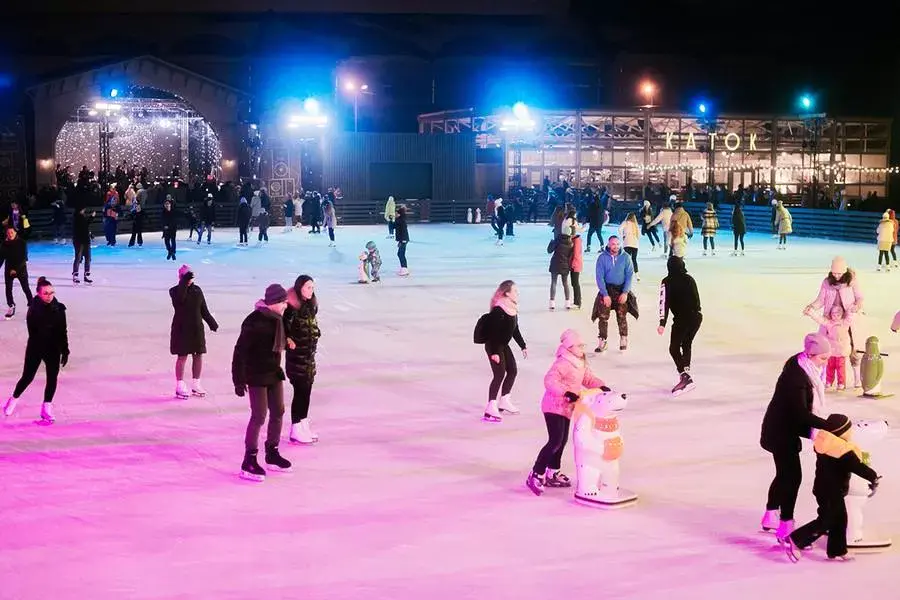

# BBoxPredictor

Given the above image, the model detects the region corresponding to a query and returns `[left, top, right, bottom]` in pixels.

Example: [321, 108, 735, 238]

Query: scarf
[254, 300, 286, 353]
[797, 352, 826, 436]
[494, 296, 518, 316]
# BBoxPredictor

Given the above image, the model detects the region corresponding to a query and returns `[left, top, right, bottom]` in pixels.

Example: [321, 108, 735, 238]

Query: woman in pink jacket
[526, 328, 606, 496]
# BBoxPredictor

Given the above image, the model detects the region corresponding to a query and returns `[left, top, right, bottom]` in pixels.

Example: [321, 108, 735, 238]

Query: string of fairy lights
[625, 161, 899, 175]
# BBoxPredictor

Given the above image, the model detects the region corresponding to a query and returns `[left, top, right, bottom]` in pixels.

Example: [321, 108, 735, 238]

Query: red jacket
[570, 235, 583, 273]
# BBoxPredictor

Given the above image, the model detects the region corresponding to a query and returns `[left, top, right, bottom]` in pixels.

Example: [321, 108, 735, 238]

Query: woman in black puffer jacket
[548, 234, 573, 310]
[284, 274, 321, 444]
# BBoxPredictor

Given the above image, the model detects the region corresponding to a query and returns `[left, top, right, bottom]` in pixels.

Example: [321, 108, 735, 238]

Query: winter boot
[525, 471, 545, 496]
[4, 305, 15, 320]
[191, 380, 207, 397]
[775, 519, 795, 543]
[39, 402, 55, 424]
[289, 420, 317, 445]
[544, 469, 572, 488]
[3, 396, 18, 417]
[175, 380, 190, 400]
[761, 509, 779, 532]
[498, 394, 520, 415]
[240, 450, 266, 482]
[264, 444, 293, 472]
[483, 399, 502, 423]
[595, 338, 608, 353]
[619, 336, 628, 351]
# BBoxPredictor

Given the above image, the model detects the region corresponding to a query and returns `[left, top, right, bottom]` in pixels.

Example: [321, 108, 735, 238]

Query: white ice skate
[289, 419, 318, 445]
[37, 402, 55, 425]
[4, 305, 16, 320]
[549, 300, 556, 311]
[775, 519, 795, 543]
[565, 300, 573, 310]
[191, 380, 207, 397]
[498, 394, 520, 415]
[398, 267, 410, 277]
[483, 399, 502, 423]
[761, 509, 779, 532]
[3, 396, 18, 417]
[175, 380, 190, 400]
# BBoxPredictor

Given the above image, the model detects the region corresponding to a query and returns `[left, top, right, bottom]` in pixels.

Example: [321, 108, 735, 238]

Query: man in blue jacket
[593, 235, 634, 352]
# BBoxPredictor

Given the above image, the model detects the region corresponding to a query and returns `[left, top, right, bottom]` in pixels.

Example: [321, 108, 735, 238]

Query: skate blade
[498, 408, 520, 415]
[482, 414, 502, 423]
[191, 391, 207, 397]
[289, 437, 318, 445]
[672, 383, 696, 397]
[34, 418, 55, 426]
[239, 471, 265, 482]
[175, 393, 190, 400]
[574, 494, 638, 509]
[266, 465, 293, 473]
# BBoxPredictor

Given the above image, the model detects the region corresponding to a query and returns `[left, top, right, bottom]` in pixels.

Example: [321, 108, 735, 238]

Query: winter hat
[643, 200, 650, 207]
[803, 332, 831, 357]
[559, 328, 584, 349]
[883, 211, 891, 220]
[830, 256, 848, 275]
[365, 240, 376, 251]
[669, 194, 676, 202]
[824, 413, 852, 438]
[178, 264, 192, 279]
[264, 283, 288, 305]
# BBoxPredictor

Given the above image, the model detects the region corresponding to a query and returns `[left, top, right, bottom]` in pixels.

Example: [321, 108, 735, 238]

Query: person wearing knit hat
[876, 210, 894, 271]
[759, 333, 833, 541]
[525, 328, 607, 496]
[169, 265, 218, 400]
[785, 413, 882, 562]
[284, 275, 322, 445]
[232, 283, 291, 482]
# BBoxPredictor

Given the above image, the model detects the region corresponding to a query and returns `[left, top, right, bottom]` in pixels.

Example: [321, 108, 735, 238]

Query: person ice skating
[732, 200, 747, 256]
[359, 241, 382, 283]
[3, 226, 32, 320]
[548, 232, 573, 310]
[650, 200, 674, 256]
[875, 211, 894, 271]
[775, 200, 792, 249]
[237, 197, 251, 246]
[162, 197, 178, 261]
[128, 200, 145, 247]
[592, 235, 634, 353]
[395, 205, 410, 276]
[384, 195, 396, 238]
[283, 194, 294, 232]
[232, 283, 292, 482]
[72, 207, 94, 285]
[669, 202, 694, 250]
[700, 202, 719, 256]
[759, 332, 833, 542]
[586, 193, 604, 252]
[256, 208, 270, 245]
[493, 198, 506, 246]
[804, 304, 852, 391]
[570, 229, 584, 310]
[526, 328, 606, 496]
[103, 187, 119, 246]
[669, 220, 688, 258]
[198, 194, 215, 245]
[888, 209, 899, 266]
[805, 257, 865, 387]
[323, 201, 336, 247]
[478, 280, 528, 422]
[185, 202, 198, 241]
[3, 277, 69, 423]
[640, 200, 660, 252]
[284, 275, 321, 444]
[784, 414, 882, 562]
[657, 256, 702, 396]
[170, 265, 218, 399]
[250, 190, 262, 232]
[51, 195, 66, 244]
[618, 213, 641, 281]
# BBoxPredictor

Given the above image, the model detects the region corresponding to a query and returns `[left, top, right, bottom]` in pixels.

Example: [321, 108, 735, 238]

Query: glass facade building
[419, 109, 892, 201]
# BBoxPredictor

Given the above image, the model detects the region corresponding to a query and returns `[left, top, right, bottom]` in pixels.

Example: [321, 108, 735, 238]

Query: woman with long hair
[324, 201, 337, 247]
[170, 265, 219, 399]
[732, 200, 747, 256]
[285, 275, 322, 444]
[478, 280, 528, 422]
[619, 212, 641, 281]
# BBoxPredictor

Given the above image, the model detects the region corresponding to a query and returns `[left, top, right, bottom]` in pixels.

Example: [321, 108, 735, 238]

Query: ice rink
[2, 222, 899, 599]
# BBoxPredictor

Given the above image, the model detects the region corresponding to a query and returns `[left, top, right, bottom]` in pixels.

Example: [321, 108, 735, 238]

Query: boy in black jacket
[785, 414, 881, 562]
[657, 256, 702, 396]
[2, 226, 32, 319]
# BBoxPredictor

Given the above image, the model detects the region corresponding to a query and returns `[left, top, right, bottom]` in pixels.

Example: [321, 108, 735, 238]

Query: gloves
[60, 353, 69, 368]
[564, 391, 579, 403]
[234, 384, 246, 397]
[599, 386, 611, 392]
[868, 476, 882, 498]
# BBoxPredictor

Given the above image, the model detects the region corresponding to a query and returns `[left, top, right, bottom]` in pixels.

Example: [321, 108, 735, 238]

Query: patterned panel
[0, 116, 25, 202]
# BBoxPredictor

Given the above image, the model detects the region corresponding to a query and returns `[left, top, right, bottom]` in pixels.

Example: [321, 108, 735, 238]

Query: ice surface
[2, 223, 899, 599]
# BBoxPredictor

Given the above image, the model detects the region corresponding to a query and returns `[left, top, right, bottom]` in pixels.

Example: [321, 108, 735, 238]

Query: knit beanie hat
[178, 264, 192, 279]
[831, 256, 847, 275]
[803, 332, 831, 356]
[264, 283, 288, 305]
[365, 241, 376, 251]
[560, 328, 584, 349]
[824, 413, 852, 438]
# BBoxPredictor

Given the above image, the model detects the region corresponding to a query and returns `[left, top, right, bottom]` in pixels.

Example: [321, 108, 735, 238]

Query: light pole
[344, 81, 369, 132]
[638, 80, 656, 186]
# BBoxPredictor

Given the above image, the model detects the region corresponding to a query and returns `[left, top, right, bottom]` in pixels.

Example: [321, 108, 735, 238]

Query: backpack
[473, 312, 490, 344]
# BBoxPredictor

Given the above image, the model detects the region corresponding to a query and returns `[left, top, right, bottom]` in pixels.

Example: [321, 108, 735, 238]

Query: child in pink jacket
[526, 328, 606, 496]
[804, 304, 852, 390]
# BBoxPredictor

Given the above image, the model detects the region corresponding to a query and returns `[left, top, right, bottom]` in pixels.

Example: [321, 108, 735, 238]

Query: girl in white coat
[618, 213, 641, 281]
[650, 199, 674, 257]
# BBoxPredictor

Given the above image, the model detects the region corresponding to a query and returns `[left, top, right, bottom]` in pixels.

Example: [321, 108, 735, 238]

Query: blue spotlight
[698, 103, 707, 114]
[110, 88, 119, 98]
[800, 95, 812, 110]
[512, 102, 529, 119]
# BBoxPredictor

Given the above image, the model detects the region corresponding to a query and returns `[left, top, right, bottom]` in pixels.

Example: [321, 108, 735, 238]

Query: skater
[232, 283, 292, 482]
[548, 232, 573, 310]
[804, 304, 851, 391]
[493, 198, 506, 246]
[103, 188, 119, 246]
[618, 213, 641, 281]
[650, 200, 674, 256]
[700, 202, 719, 256]
[592, 235, 634, 353]
[669, 220, 688, 259]
[732, 200, 747, 255]
[51, 196, 66, 243]
[775, 200, 792, 249]
[162, 197, 178, 261]
[478, 280, 528, 422]
[236, 197, 251, 246]
[669, 202, 694, 244]
[585, 193, 604, 252]
[657, 256, 702, 396]
[285, 275, 321, 445]
[71, 208, 94, 285]
[525, 328, 606, 496]
[256, 208, 270, 244]
[889, 209, 899, 266]
[1, 198, 28, 235]
[395, 205, 410, 276]
[875, 211, 894, 271]
[250, 190, 262, 232]
[570, 229, 583, 309]
[283, 194, 294, 232]
[360, 241, 382, 283]
[3, 226, 32, 319]
[185, 203, 199, 241]
[784, 414, 881, 562]
[169, 265, 219, 399]
[759, 332, 833, 541]
[3, 277, 69, 422]
[128, 200, 145, 247]
[640, 200, 660, 252]
[198, 194, 215, 245]
[323, 201, 336, 246]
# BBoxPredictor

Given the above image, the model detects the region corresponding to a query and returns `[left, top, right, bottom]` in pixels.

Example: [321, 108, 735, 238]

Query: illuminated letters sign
[664, 132, 758, 151]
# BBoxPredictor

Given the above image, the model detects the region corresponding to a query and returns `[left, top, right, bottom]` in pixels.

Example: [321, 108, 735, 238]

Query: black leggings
[669, 314, 702, 373]
[892, 244, 897, 261]
[164, 233, 177, 258]
[239, 225, 248, 244]
[290, 378, 313, 424]
[5, 266, 32, 307]
[878, 250, 891, 265]
[73, 241, 91, 275]
[733, 232, 745, 251]
[570, 271, 581, 307]
[397, 241, 408, 268]
[766, 449, 802, 520]
[645, 227, 660, 246]
[487, 345, 517, 400]
[532, 413, 570, 474]
[624, 246, 638, 273]
[327, 227, 334, 242]
[702, 236, 715, 250]
[586, 224, 603, 248]
[779, 234, 787, 245]
[14, 349, 61, 403]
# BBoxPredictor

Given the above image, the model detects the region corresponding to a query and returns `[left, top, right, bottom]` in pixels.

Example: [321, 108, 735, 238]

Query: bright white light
[88, 110, 98, 116]
[304, 98, 320, 114]
[249, 123, 258, 130]
[344, 81, 356, 92]
[361, 84, 369, 91]
[288, 114, 328, 128]
[118, 117, 129, 127]
[512, 102, 529, 119]
[500, 118, 535, 132]
[110, 88, 119, 98]
[95, 102, 108, 110]
[159, 119, 172, 128]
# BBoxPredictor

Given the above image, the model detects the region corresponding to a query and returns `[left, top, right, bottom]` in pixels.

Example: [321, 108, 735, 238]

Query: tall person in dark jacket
[3, 277, 69, 423]
[72, 208, 95, 285]
[198, 194, 216, 245]
[162, 197, 177, 260]
[232, 284, 292, 482]
[732, 200, 747, 255]
[759, 333, 833, 541]
[395, 205, 410, 276]
[585, 193, 603, 252]
[481, 280, 528, 422]
[236, 197, 251, 246]
[2, 226, 32, 320]
[128, 201, 145, 247]
[657, 256, 702, 396]
[548, 234, 573, 310]
[170, 265, 218, 400]
[284, 275, 321, 444]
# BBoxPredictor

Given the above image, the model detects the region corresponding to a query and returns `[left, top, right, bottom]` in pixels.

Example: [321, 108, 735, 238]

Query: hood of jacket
[666, 255, 687, 276]
[813, 429, 862, 460]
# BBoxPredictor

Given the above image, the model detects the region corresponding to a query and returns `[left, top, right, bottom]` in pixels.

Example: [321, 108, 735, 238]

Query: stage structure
[419, 108, 893, 202]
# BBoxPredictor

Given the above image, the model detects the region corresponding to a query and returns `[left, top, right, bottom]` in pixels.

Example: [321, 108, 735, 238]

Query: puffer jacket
[549, 235, 574, 275]
[808, 312, 852, 358]
[701, 207, 719, 237]
[807, 274, 864, 318]
[284, 293, 321, 382]
[541, 344, 605, 418]
[618, 220, 640, 248]
[776, 205, 792, 234]
[669, 207, 693, 237]
[570, 235, 583, 273]
[876, 213, 894, 251]
[732, 205, 746, 235]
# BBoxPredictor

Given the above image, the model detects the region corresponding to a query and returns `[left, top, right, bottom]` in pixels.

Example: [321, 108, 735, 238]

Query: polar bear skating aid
[847, 419, 891, 551]
[572, 388, 638, 508]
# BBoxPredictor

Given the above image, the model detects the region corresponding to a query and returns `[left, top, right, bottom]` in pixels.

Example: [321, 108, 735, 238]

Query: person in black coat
[759, 333, 833, 539]
[395, 205, 410, 275]
[732, 200, 747, 255]
[236, 197, 251, 246]
[548, 234, 573, 309]
[198, 195, 216, 245]
[170, 265, 218, 399]
[479, 280, 528, 421]
[586, 193, 604, 252]
[128, 201, 145, 247]
[232, 284, 292, 482]
[3, 277, 69, 423]
[161, 197, 177, 260]
[2, 226, 32, 319]
[657, 256, 702, 395]
[284, 275, 321, 444]
[52, 197, 66, 243]
[72, 207, 95, 284]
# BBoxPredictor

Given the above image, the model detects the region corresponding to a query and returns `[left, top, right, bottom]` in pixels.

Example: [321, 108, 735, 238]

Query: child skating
[256, 208, 270, 246]
[358, 241, 382, 283]
[804, 304, 851, 391]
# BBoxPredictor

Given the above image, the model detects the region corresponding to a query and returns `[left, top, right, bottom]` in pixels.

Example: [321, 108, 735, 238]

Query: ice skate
[740, 251, 745, 256]
[289, 420, 317, 445]
[191, 380, 207, 397]
[83, 273, 93, 285]
[775, 519, 794, 543]
[175, 380, 190, 400]
[264, 444, 293, 473]
[827, 554, 855, 562]
[565, 300, 573, 310]
[398, 267, 410, 277]
[585, 246, 591, 253]
[549, 300, 556, 311]
[304, 419, 319, 441]
[4, 305, 15, 320]
[38, 402, 55, 425]
[544, 470, 572, 488]
[619, 336, 628, 352]
[711, 250, 716, 256]
[3, 396, 18, 417]
[784, 537, 801, 563]
[876, 265, 882, 272]
[525, 471, 545, 496]
[495, 239, 504, 246]
[594, 338, 608, 353]
[329, 242, 335, 247]
[702, 250, 708, 256]
[498, 394, 520, 415]
[761, 509, 779, 532]
[239, 450, 266, 482]
[482, 399, 502, 423]
[671, 371, 695, 396]
[730, 251, 737, 256]
[72, 274, 80, 285]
